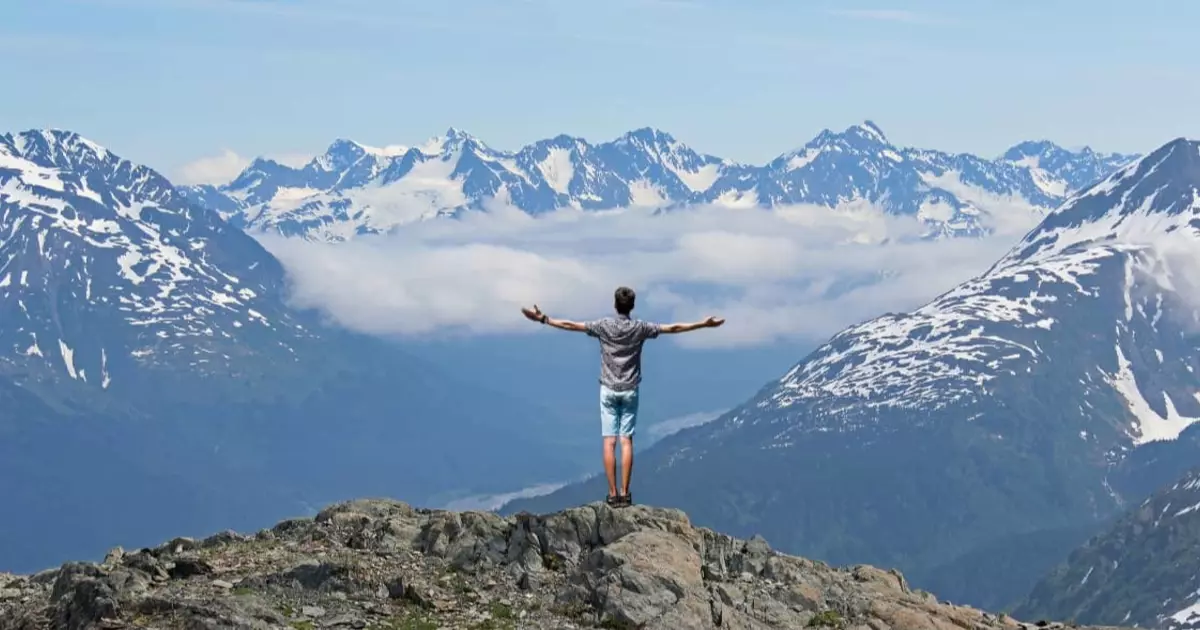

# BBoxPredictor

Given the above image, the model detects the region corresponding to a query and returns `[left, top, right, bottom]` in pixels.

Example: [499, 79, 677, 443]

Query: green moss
[488, 602, 515, 620]
[542, 553, 564, 571]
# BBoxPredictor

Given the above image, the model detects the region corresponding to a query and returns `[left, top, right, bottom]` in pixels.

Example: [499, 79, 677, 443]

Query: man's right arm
[659, 316, 724, 334]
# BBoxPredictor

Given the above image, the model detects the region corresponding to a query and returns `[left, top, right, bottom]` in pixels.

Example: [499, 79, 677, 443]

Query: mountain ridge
[178, 122, 1138, 242]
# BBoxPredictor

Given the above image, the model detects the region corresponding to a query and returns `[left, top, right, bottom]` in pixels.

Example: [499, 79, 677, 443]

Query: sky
[4, 0, 1199, 183]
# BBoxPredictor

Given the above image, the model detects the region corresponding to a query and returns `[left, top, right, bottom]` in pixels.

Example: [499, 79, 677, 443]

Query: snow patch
[100, 348, 111, 389]
[670, 163, 722, 193]
[538, 148, 574, 194]
[627, 179, 668, 207]
[1109, 345, 1200, 445]
[59, 339, 77, 380]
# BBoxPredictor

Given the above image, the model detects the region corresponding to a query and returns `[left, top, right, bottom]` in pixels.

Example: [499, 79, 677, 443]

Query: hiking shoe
[605, 494, 632, 508]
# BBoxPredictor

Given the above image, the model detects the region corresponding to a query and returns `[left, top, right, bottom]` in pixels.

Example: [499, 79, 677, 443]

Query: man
[521, 286, 724, 507]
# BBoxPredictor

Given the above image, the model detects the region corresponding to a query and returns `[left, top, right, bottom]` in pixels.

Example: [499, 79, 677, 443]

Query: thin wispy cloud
[828, 9, 948, 25]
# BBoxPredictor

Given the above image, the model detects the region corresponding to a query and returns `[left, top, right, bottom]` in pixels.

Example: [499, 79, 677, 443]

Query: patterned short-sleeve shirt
[585, 314, 661, 391]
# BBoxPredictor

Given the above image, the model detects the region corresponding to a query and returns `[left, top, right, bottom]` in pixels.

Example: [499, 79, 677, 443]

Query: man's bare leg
[603, 437, 619, 498]
[619, 437, 634, 498]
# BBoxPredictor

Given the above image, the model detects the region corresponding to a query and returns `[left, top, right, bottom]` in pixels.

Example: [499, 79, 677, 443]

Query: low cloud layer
[260, 201, 1038, 349]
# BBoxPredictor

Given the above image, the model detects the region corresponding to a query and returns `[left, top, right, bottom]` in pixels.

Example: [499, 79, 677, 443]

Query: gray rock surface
[0, 499, 1131, 629]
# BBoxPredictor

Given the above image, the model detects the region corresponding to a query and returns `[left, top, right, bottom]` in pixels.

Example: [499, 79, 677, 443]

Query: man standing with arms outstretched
[521, 286, 724, 507]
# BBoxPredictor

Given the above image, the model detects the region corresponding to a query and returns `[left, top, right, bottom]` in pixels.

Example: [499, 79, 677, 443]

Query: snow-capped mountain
[181, 122, 1138, 241]
[0, 129, 586, 572]
[503, 137, 1200, 611]
[0, 129, 307, 389]
[1017, 467, 1200, 629]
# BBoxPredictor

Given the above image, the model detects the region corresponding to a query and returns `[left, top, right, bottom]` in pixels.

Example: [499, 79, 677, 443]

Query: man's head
[614, 286, 636, 315]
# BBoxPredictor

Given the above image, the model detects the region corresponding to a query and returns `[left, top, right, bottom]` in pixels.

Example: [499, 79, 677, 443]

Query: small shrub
[807, 610, 845, 628]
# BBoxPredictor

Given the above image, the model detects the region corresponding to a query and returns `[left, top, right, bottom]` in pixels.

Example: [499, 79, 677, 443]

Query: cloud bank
[260, 201, 1038, 349]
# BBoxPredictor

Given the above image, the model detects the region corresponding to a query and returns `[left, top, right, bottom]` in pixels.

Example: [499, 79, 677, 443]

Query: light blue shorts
[600, 385, 639, 437]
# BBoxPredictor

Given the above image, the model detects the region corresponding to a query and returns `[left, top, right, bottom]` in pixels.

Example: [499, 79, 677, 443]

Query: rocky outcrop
[0, 499, 1130, 629]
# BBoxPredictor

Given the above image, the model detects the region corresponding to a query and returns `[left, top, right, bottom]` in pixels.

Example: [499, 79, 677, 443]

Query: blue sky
[4, 0, 1198, 181]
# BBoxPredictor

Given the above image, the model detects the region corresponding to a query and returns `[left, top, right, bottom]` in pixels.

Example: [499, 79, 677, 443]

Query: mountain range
[504, 136, 1200, 610]
[180, 122, 1137, 241]
[1017, 467, 1200, 629]
[0, 129, 591, 573]
[0, 120, 1177, 617]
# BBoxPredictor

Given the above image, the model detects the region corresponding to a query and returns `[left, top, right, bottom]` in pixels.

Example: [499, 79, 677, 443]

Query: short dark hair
[614, 286, 636, 315]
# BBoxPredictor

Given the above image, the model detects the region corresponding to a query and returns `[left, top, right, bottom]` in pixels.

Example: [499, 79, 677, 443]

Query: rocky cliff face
[0, 500, 1128, 630]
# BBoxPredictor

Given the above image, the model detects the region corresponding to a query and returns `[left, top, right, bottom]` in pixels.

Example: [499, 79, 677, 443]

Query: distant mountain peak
[417, 127, 482, 155]
[177, 122, 1140, 242]
[855, 120, 888, 143]
[622, 126, 677, 144]
[7, 128, 114, 169]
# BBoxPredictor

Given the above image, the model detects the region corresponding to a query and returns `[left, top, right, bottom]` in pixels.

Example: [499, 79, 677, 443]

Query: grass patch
[807, 610, 845, 628]
[368, 612, 439, 630]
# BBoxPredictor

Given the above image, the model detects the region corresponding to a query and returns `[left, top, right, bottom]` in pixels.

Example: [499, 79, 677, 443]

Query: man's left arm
[521, 304, 589, 332]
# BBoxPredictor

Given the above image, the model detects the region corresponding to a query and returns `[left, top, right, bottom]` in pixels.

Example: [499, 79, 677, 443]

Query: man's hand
[703, 316, 725, 328]
[521, 304, 546, 323]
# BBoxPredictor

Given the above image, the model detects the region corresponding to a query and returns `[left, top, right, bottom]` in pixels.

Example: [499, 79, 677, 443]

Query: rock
[163, 537, 198, 554]
[200, 530, 247, 549]
[51, 563, 121, 630]
[517, 571, 538, 591]
[0, 498, 1134, 630]
[564, 529, 704, 628]
[168, 556, 215, 579]
[321, 613, 366, 628]
[102, 547, 125, 567]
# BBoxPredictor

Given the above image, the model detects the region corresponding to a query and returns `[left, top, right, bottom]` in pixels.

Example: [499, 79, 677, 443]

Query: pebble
[211, 579, 234, 589]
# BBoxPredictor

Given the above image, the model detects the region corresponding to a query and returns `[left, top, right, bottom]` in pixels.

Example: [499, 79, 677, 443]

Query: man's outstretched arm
[660, 316, 725, 334]
[521, 304, 588, 332]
